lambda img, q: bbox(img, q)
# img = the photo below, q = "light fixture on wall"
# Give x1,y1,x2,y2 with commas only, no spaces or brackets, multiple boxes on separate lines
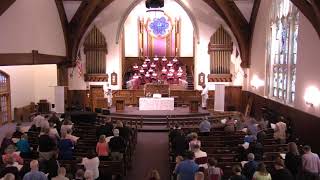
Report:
250,75,264,89
304,86,320,107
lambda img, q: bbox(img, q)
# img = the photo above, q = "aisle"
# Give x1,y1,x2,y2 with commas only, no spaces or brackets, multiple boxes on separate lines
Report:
126,132,169,180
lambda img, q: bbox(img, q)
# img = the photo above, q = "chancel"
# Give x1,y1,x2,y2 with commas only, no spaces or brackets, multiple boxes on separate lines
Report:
0,0,320,179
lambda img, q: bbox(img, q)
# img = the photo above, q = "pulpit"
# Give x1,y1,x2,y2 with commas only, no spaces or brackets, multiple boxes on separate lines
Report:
207,98,215,110
187,97,200,113
114,97,125,112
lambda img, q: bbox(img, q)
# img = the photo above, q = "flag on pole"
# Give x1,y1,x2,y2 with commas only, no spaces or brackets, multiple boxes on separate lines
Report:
75,51,83,78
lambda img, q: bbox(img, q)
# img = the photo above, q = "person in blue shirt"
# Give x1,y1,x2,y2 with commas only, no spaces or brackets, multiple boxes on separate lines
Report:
243,153,258,180
23,160,47,180
199,117,211,136
16,134,32,158
175,151,199,180
58,133,74,160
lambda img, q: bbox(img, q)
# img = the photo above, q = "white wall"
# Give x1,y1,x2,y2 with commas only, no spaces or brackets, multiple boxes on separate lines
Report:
248,0,320,117
68,0,244,91
0,65,57,118
0,0,66,56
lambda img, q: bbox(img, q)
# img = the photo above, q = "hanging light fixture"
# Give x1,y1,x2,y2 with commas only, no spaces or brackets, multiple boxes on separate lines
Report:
162,56,167,62
173,57,178,63
145,57,151,62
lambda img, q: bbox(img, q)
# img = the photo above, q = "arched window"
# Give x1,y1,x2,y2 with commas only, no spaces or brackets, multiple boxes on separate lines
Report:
268,0,299,104
0,71,11,124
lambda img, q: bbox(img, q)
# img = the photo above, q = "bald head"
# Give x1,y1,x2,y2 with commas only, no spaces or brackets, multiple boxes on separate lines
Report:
30,160,39,171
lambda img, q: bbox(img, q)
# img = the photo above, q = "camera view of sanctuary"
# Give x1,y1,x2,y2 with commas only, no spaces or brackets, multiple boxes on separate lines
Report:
0,0,320,179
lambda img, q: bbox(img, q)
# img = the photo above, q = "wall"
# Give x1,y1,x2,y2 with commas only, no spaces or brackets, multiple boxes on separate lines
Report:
68,0,244,91
248,0,320,117
124,0,194,57
0,0,66,56
0,65,57,118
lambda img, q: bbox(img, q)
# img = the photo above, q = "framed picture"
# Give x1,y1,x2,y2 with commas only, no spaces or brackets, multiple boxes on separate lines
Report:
198,72,205,86
111,72,117,85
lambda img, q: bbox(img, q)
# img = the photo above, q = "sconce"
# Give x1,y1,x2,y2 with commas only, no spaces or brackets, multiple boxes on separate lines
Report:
250,75,264,89
304,86,320,107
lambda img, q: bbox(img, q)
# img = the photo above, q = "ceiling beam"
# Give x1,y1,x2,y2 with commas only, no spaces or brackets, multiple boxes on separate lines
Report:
290,0,320,38
55,0,70,60
0,0,15,16
69,0,115,62
213,0,251,68
0,50,66,66
249,0,261,34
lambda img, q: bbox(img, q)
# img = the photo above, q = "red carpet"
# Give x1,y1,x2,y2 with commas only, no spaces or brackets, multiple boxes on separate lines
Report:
126,132,169,180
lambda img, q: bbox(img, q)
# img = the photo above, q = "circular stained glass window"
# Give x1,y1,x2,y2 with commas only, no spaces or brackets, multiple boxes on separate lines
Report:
146,14,172,38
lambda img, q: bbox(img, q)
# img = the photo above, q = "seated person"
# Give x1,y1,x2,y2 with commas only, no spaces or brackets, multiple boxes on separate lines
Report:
2,145,23,165
82,151,100,180
0,133,14,154
193,144,208,169
12,126,24,139
199,117,211,136
96,135,109,160
58,133,74,160
74,169,85,180
16,134,32,159
0,156,20,180
96,117,114,139
108,129,126,161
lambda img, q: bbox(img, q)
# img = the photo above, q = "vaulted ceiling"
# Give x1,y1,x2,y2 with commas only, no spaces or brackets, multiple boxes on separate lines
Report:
1,0,320,68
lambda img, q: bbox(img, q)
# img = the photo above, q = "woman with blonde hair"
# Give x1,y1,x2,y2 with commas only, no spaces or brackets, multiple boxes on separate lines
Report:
147,169,161,180
96,134,109,160
253,162,271,180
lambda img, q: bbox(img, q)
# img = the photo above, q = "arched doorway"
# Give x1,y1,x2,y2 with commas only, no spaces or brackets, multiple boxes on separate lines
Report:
0,70,11,124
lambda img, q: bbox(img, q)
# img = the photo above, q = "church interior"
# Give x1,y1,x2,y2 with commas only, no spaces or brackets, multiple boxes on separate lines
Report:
0,0,320,179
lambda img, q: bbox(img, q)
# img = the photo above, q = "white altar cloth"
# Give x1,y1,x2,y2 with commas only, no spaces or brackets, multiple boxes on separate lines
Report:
139,97,174,111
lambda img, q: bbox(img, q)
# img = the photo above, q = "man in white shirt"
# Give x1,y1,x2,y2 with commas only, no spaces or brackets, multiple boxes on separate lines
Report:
201,84,209,109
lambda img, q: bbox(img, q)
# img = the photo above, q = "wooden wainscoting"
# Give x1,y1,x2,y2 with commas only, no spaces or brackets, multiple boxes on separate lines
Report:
241,91,320,152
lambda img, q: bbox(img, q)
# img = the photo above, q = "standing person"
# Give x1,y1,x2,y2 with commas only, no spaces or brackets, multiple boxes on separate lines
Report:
23,160,48,180
272,158,294,180
52,167,69,180
199,117,211,136
285,142,301,179
229,165,246,180
16,134,32,158
96,135,109,160
243,153,258,180
108,129,126,161
82,151,99,180
175,151,199,180
252,162,271,180
206,158,223,180
273,117,287,144
201,84,208,109
301,145,320,180
38,128,56,161
58,133,74,160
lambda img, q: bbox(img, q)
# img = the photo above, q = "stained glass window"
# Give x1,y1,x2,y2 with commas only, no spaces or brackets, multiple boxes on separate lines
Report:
147,14,172,38
268,0,299,104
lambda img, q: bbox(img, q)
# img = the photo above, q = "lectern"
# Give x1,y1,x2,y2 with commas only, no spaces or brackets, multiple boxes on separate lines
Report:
114,97,125,112
188,97,200,113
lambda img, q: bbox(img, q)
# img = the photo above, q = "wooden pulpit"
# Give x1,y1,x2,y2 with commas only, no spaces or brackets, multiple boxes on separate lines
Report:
114,97,125,112
188,97,200,113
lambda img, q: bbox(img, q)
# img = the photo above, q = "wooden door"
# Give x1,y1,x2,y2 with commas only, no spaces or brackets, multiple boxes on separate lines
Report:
90,85,105,111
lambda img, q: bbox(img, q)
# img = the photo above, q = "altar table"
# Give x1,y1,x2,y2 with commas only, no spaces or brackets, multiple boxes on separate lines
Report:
139,97,174,110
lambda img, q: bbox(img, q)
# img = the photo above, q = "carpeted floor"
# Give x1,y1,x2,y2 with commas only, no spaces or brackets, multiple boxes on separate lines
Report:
126,132,169,180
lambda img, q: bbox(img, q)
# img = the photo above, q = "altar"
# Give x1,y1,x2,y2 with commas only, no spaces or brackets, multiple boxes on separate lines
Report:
139,97,174,111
